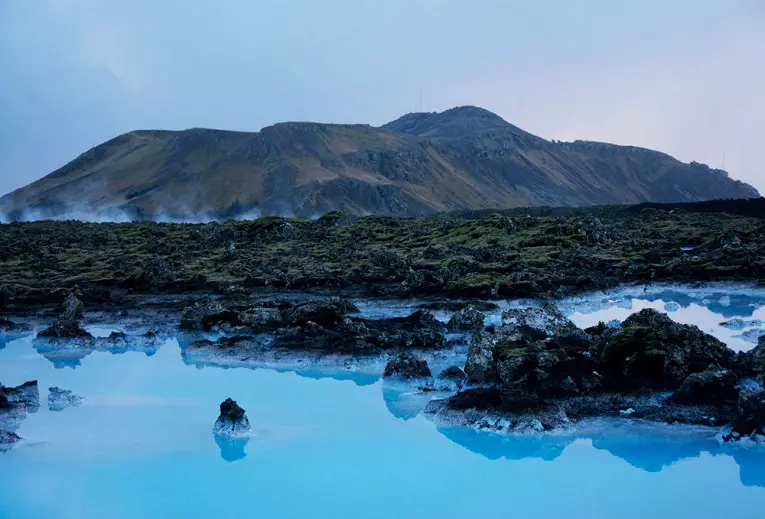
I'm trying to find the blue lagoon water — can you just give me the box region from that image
[2,286,765,518]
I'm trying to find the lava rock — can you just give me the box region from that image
[446,305,486,332]
[284,298,358,328]
[213,398,251,437]
[726,391,765,440]
[180,300,240,331]
[742,335,765,374]
[501,303,583,339]
[239,306,284,332]
[38,293,92,339]
[384,352,431,379]
[0,380,39,410]
[48,387,85,411]
[670,368,739,407]
[465,333,496,384]
[592,309,734,390]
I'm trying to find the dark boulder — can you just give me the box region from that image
[180,300,240,331]
[670,368,739,407]
[464,333,496,384]
[284,298,358,327]
[592,309,735,390]
[726,391,765,440]
[436,366,468,390]
[741,336,765,374]
[384,352,432,379]
[446,305,485,332]
[239,307,284,332]
[447,387,547,414]
[38,293,92,339]
[213,398,251,437]
[501,303,583,340]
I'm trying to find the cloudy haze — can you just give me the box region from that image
[1,0,763,197]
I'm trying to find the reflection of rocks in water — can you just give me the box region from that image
[382,385,433,421]
[437,419,765,488]
[215,433,250,462]
[587,426,722,472]
[293,370,379,387]
[32,334,164,369]
[730,450,765,488]
[438,426,572,462]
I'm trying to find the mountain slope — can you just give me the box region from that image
[0,106,758,219]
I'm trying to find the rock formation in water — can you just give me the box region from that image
[48,387,85,411]
[446,305,486,332]
[213,398,251,437]
[424,305,765,441]
[383,352,432,380]
[38,293,92,339]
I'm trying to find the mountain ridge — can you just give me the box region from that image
[1,106,758,220]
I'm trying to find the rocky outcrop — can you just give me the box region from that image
[239,307,284,332]
[384,352,431,380]
[501,303,584,340]
[213,398,251,437]
[180,300,239,331]
[725,391,765,441]
[465,334,497,384]
[38,293,92,339]
[283,298,358,327]
[0,381,40,410]
[591,309,734,390]
[48,387,84,411]
[670,368,739,407]
[446,305,485,332]
[271,310,446,353]
[742,336,765,374]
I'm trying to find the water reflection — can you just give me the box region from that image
[214,434,250,462]
[437,421,765,488]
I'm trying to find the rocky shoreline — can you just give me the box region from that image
[4,289,763,447]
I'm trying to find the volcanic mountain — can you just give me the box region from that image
[0,106,758,219]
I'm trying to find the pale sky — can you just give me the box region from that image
[1,0,763,196]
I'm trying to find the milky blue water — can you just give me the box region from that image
[2,286,765,519]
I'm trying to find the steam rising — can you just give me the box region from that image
[0,204,264,224]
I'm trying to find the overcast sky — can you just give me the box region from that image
[1,0,763,197]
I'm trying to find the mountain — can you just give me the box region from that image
[0,106,758,220]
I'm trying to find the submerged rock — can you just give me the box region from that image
[48,387,85,411]
[213,398,251,437]
[384,352,431,380]
[38,293,92,339]
[446,305,486,332]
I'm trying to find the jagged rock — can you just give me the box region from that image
[180,300,239,331]
[725,391,765,440]
[0,381,39,410]
[284,298,358,327]
[742,336,765,374]
[271,310,446,353]
[670,368,739,407]
[446,305,485,332]
[465,333,496,384]
[0,429,21,445]
[213,398,251,437]
[239,307,284,331]
[384,352,431,379]
[48,387,85,411]
[501,303,582,339]
[592,309,734,390]
[38,293,92,339]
